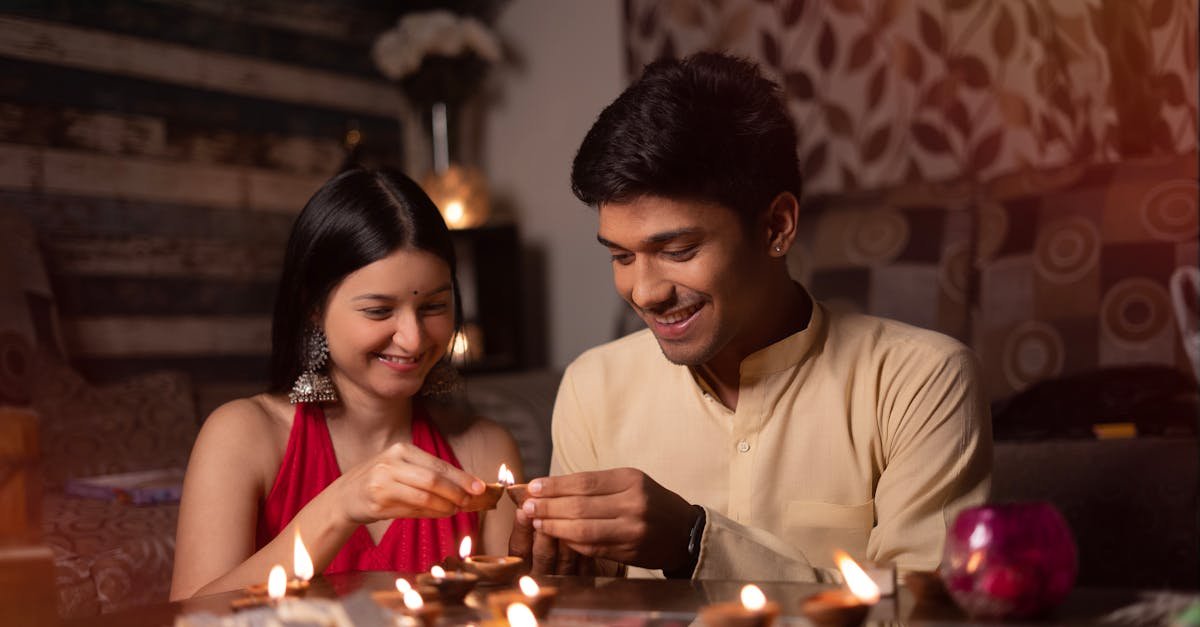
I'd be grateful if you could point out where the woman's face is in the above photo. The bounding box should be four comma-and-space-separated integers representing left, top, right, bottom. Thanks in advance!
321, 247, 456, 402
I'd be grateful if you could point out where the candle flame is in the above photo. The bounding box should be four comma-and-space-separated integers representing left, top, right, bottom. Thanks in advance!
396, 578, 412, 593
459, 535, 473, 559
267, 564, 287, 601
430, 565, 446, 579
293, 530, 314, 582
740, 584, 766, 610
506, 602, 538, 627
519, 575, 540, 597
498, 464, 515, 486
403, 588, 425, 610
835, 551, 881, 603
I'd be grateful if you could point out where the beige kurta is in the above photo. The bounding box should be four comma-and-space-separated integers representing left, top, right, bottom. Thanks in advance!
549, 299, 992, 581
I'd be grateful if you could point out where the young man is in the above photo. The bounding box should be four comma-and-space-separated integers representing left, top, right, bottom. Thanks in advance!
509, 52, 991, 581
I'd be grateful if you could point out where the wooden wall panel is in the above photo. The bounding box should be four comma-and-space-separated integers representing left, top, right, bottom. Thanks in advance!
0, 5, 404, 416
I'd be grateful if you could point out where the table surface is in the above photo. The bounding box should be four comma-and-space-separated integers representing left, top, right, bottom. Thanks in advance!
63, 572, 1157, 627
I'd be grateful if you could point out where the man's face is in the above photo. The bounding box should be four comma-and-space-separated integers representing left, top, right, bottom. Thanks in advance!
598, 195, 769, 366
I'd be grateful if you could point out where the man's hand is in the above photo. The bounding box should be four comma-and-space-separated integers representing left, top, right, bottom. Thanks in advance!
508, 505, 596, 575
518, 468, 697, 571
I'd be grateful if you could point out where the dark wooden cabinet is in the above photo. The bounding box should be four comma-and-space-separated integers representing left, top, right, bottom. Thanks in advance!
449, 223, 525, 373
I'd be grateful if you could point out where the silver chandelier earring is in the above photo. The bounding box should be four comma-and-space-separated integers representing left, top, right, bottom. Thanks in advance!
289, 327, 339, 404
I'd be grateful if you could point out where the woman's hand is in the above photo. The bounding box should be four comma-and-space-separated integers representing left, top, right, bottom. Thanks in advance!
336, 442, 487, 525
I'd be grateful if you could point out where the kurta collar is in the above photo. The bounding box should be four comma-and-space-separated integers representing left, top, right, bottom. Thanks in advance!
737, 284, 826, 378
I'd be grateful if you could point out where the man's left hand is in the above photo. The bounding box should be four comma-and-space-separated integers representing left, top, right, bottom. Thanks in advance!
519, 468, 697, 571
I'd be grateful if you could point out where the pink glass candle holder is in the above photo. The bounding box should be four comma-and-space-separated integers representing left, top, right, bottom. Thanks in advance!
939, 502, 1077, 619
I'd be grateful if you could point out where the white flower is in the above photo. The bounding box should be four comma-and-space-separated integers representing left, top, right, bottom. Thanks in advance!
372, 10, 502, 80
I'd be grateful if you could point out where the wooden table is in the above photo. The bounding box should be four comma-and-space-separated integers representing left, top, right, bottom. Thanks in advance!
64, 571, 1151, 627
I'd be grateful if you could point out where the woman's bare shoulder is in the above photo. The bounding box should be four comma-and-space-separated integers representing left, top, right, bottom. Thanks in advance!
195, 394, 294, 459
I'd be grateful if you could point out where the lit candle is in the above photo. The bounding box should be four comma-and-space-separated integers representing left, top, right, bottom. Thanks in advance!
800, 552, 881, 627
487, 575, 559, 619
243, 531, 313, 597
460, 533, 525, 585
697, 584, 780, 627
415, 540, 479, 604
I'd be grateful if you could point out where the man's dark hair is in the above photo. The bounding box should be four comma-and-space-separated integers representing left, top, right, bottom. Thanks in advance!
570, 52, 802, 222
268, 168, 462, 393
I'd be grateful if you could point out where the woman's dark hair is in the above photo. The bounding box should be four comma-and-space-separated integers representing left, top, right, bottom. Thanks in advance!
268, 169, 462, 393
570, 52, 802, 224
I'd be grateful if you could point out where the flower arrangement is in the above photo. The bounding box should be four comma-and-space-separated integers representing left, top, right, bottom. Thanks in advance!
372, 10, 502, 107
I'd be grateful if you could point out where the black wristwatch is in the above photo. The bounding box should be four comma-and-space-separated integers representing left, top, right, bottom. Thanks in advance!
664, 504, 706, 579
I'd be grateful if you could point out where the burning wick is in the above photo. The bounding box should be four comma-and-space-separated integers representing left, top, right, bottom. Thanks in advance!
696, 584, 780, 627
460, 535, 473, 560
498, 464, 515, 486
800, 552, 880, 627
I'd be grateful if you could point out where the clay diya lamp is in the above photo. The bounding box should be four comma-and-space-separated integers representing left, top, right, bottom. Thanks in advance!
464, 464, 516, 512
506, 482, 532, 508
487, 576, 559, 620
233, 564, 289, 611
800, 552, 880, 627
416, 565, 479, 605
697, 584, 781, 627
243, 532, 314, 598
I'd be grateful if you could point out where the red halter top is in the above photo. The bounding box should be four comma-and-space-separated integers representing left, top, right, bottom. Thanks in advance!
256, 402, 479, 574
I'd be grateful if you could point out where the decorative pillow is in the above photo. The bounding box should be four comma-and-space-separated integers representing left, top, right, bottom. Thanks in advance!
30, 351, 198, 488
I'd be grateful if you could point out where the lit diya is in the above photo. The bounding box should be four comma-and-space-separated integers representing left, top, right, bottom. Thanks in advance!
232, 564, 289, 611
500, 465, 532, 507
243, 531, 313, 598
463, 464, 512, 512
800, 552, 881, 627
487, 576, 559, 619
459, 534, 525, 584
697, 584, 780, 627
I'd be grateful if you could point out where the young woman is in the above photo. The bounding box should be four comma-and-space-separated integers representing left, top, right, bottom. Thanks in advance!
171, 169, 521, 599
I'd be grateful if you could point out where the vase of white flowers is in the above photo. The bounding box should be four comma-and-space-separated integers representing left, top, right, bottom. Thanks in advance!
372, 10, 502, 229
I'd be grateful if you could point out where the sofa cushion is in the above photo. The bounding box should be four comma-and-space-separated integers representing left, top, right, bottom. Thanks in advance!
31, 351, 198, 488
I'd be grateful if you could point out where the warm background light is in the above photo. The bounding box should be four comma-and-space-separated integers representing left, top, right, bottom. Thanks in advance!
395, 578, 412, 593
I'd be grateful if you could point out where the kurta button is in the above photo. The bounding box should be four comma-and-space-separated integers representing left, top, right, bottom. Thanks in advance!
737, 439, 750, 453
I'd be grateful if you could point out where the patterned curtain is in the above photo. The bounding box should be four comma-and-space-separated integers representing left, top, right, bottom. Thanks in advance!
624, 0, 1199, 194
